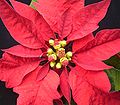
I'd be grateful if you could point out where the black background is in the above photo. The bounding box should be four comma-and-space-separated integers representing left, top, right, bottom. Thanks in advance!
0, 0, 120, 105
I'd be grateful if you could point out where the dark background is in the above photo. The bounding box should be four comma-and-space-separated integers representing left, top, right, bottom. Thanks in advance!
0, 0, 120, 105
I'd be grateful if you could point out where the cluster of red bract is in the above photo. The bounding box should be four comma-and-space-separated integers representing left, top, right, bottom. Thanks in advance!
0, 0, 120, 105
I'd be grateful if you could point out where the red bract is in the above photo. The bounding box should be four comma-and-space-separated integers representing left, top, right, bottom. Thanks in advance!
69, 66, 120, 105
0, 0, 120, 105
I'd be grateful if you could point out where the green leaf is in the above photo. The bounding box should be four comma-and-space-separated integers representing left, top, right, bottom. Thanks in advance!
104, 54, 120, 69
30, 0, 37, 9
104, 54, 120, 91
71, 99, 77, 105
32, 0, 37, 2
106, 68, 120, 91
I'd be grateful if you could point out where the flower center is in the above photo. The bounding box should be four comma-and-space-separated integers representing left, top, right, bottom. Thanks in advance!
47, 39, 73, 69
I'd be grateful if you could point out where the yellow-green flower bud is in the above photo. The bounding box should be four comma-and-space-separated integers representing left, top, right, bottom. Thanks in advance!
50, 61, 56, 68
56, 62, 62, 69
47, 48, 54, 55
66, 51, 72, 58
60, 40, 67, 47
49, 39, 54, 46
48, 54, 57, 61
60, 57, 69, 66
54, 44, 61, 50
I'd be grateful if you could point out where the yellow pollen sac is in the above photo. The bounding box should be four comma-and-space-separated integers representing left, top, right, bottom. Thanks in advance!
48, 54, 57, 61
66, 51, 73, 58
59, 40, 67, 47
50, 61, 56, 68
56, 62, 62, 69
54, 44, 61, 50
47, 48, 54, 54
60, 57, 69, 66
49, 39, 54, 46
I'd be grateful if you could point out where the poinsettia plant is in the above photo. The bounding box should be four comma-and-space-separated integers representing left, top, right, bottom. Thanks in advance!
0, 0, 120, 105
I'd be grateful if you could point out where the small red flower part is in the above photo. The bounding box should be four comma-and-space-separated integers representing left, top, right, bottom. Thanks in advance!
0, 0, 120, 105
